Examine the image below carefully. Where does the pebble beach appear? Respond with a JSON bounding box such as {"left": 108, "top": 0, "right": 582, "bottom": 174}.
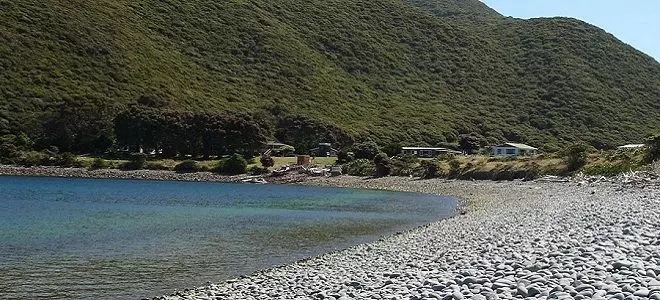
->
{"left": 157, "top": 176, "right": 659, "bottom": 300}
{"left": 1, "top": 166, "right": 658, "bottom": 300}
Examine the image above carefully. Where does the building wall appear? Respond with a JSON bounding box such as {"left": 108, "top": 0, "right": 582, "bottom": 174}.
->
{"left": 492, "top": 147, "right": 537, "bottom": 156}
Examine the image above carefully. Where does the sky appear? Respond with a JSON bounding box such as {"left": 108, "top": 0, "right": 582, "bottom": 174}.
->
{"left": 480, "top": 0, "right": 660, "bottom": 62}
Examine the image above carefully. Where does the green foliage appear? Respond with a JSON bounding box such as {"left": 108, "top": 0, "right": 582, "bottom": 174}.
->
{"left": 174, "top": 160, "right": 200, "bottom": 173}
{"left": 114, "top": 106, "right": 267, "bottom": 158}
{"left": 459, "top": 135, "right": 481, "bottom": 155}
{"left": 275, "top": 115, "right": 353, "bottom": 154}
{"left": 382, "top": 142, "right": 402, "bottom": 157}
{"left": 0, "top": 0, "right": 658, "bottom": 150}
{"left": 89, "top": 157, "right": 110, "bottom": 170}
{"left": 344, "top": 159, "right": 374, "bottom": 176}
{"left": 19, "top": 151, "right": 49, "bottom": 167}
{"left": 421, "top": 160, "right": 442, "bottom": 179}
{"left": 583, "top": 163, "right": 635, "bottom": 177}
{"left": 645, "top": 134, "right": 660, "bottom": 162}
{"left": 222, "top": 154, "right": 248, "bottom": 175}
{"left": 55, "top": 152, "right": 77, "bottom": 167}
{"left": 564, "top": 142, "right": 589, "bottom": 172}
{"left": 373, "top": 153, "right": 392, "bottom": 177}
{"left": 280, "top": 145, "right": 295, "bottom": 156}
{"left": 260, "top": 155, "right": 275, "bottom": 169}
{"left": 336, "top": 149, "right": 355, "bottom": 165}
{"left": 122, "top": 153, "right": 148, "bottom": 170}
{"left": 248, "top": 165, "right": 269, "bottom": 175}
{"left": 353, "top": 141, "right": 380, "bottom": 160}
{"left": 448, "top": 159, "right": 462, "bottom": 178}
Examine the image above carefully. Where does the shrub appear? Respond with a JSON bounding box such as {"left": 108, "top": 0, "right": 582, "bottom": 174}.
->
{"left": 222, "top": 153, "right": 248, "bottom": 175}
{"left": 583, "top": 163, "right": 633, "bottom": 177}
{"left": 448, "top": 159, "right": 461, "bottom": 178}
{"left": 56, "top": 152, "right": 77, "bottom": 167}
{"left": 143, "top": 162, "right": 171, "bottom": 170}
{"left": 353, "top": 141, "right": 380, "bottom": 160}
{"left": 421, "top": 160, "right": 442, "bottom": 179}
{"left": 344, "top": 159, "right": 373, "bottom": 176}
{"left": 248, "top": 165, "right": 269, "bottom": 175}
{"left": 260, "top": 155, "right": 275, "bottom": 168}
{"left": 564, "top": 142, "right": 589, "bottom": 172}
{"left": 373, "top": 152, "right": 392, "bottom": 177}
{"left": 19, "top": 151, "right": 49, "bottom": 167}
{"left": 391, "top": 154, "right": 419, "bottom": 176}
{"left": 122, "top": 153, "right": 148, "bottom": 170}
{"left": 89, "top": 157, "right": 110, "bottom": 170}
{"left": 174, "top": 160, "right": 200, "bottom": 173}
{"left": 645, "top": 134, "right": 660, "bottom": 162}
{"left": 336, "top": 149, "right": 355, "bottom": 164}
{"left": 0, "top": 141, "right": 20, "bottom": 164}
{"left": 436, "top": 152, "right": 456, "bottom": 161}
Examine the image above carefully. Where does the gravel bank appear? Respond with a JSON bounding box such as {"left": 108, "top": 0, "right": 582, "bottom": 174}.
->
{"left": 157, "top": 177, "right": 659, "bottom": 300}
{"left": 0, "top": 165, "right": 243, "bottom": 182}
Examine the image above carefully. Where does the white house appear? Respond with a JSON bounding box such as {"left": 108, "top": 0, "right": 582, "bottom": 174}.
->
{"left": 492, "top": 143, "right": 538, "bottom": 157}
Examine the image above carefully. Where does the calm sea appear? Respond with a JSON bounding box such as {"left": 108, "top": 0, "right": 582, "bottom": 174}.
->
{"left": 0, "top": 176, "right": 456, "bottom": 299}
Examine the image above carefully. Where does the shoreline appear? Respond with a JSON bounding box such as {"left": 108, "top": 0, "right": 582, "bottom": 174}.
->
{"left": 156, "top": 177, "right": 659, "bottom": 300}
{"left": 3, "top": 165, "right": 659, "bottom": 300}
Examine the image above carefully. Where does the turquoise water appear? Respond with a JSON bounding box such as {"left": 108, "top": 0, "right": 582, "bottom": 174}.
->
{"left": 0, "top": 176, "right": 456, "bottom": 299}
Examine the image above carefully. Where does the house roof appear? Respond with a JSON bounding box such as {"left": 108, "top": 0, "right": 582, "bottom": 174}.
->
{"left": 402, "top": 147, "right": 462, "bottom": 153}
{"left": 618, "top": 144, "right": 645, "bottom": 149}
{"left": 266, "top": 142, "right": 289, "bottom": 147}
{"left": 402, "top": 147, "right": 450, "bottom": 151}
{"left": 495, "top": 143, "right": 538, "bottom": 150}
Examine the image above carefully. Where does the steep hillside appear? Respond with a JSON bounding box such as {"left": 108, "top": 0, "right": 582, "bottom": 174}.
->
{"left": 0, "top": 0, "right": 658, "bottom": 152}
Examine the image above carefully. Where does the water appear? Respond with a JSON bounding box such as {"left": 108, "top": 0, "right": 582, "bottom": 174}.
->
{"left": 0, "top": 176, "right": 456, "bottom": 299}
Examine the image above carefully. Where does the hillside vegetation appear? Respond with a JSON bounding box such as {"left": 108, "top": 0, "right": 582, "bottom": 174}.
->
{"left": 0, "top": 0, "right": 658, "bottom": 152}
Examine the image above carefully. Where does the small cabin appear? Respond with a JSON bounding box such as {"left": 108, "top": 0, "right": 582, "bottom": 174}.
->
{"left": 492, "top": 143, "right": 538, "bottom": 157}
{"left": 401, "top": 147, "right": 462, "bottom": 158}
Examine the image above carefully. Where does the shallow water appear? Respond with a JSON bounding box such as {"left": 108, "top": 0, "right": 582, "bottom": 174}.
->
{"left": 0, "top": 176, "right": 456, "bottom": 299}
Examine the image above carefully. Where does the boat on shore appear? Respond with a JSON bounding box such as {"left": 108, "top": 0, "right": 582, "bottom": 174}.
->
{"left": 242, "top": 177, "right": 268, "bottom": 184}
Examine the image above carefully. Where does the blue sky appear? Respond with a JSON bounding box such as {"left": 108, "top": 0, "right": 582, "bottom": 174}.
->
{"left": 480, "top": 0, "right": 660, "bottom": 62}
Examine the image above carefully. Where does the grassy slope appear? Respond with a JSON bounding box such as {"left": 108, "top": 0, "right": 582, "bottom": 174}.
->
{"left": 1, "top": 0, "right": 658, "bottom": 148}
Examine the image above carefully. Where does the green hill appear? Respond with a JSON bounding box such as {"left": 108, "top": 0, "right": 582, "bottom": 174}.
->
{"left": 1, "top": 0, "right": 658, "bottom": 152}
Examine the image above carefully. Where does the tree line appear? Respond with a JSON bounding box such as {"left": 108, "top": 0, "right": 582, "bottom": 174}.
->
{"left": 0, "top": 97, "right": 355, "bottom": 160}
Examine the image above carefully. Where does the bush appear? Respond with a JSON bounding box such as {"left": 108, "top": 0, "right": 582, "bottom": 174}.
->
{"left": 448, "top": 159, "right": 461, "bottom": 178}
{"left": 174, "top": 160, "right": 200, "bottom": 173}
{"left": 344, "top": 159, "right": 374, "bottom": 176}
{"left": 0, "top": 142, "right": 20, "bottom": 164}
{"left": 336, "top": 149, "right": 355, "bottom": 164}
{"left": 89, "top": 157, "right": 110, "bottom": 170}
{"left": 421, "top": 160, "right": 442, "bottom": 179}
{"left": 583, "top": 163, "right": 633, "bottom": 177}
{"left": 260, "top": 155, "right": 275, "bottom": 168}
{"left": 373, "top": 152, "right": 392, "bottom": 177}
{"left": 222, "top": 153, "right": 248, "bottom": 175}
{"left": 248, "top": 165, "right": 269, "bottom": 175}
{"left": 645, "top": 134, "right": 660, "bottom": 162}
{"left": 19, "top": 151, "right": 49, "bottom": 167}
{"left": 391, "top": 154, "right": 419, "bottom": 176}
{"left": 56, "top": 152, "right": 77, "bottom": 167}
{"left": 564, "top": 142, "right": 589, "bottom": 172}
{"left": 122, "top": 153, "right": 148, "bottom": 170}
{"left": 353, "top": 141, "right": 380, "bottom": 160}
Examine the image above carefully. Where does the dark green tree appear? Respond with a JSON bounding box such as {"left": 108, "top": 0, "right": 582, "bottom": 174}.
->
{"left": 223, "top": 153, "right": 248, "bottom": 175}
{"left": 373, "top": 152, "right": 392, "bottom": 177}
{"left": 459, "top": 134, "right": 481, "bottom": 154}
{"left": 565, "top": 142, "right": 589, "bottom": 172}
{"left": 353, "top": 141, "right": 380, "bottom": 160}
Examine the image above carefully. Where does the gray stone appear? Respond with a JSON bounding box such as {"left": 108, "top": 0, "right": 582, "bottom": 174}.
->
{"left": 632, "top": 289, "right": 649, "bottom": 297}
